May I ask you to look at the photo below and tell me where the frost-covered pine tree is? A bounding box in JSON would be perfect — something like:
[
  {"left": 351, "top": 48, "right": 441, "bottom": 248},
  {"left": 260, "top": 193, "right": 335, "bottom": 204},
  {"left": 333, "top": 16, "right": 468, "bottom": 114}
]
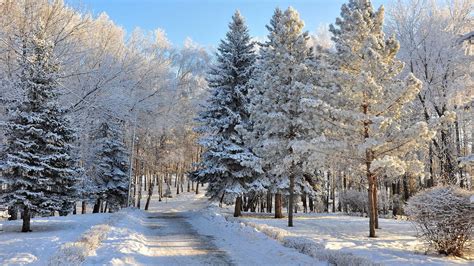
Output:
[
  {"left": 249, "top": 7, "right": 315, "bottom": 226},
  {"left": 311, "top": 0, "right": 433, "bottom": 237},
  {"left": 0, "top": 26, "right": 80, "bottom": 232},
  {"left": 90, "top": 121, "right": 129, "bottom": 213},
  {"left": 190, "top": 11, "right": 261, "bottom": 217}
]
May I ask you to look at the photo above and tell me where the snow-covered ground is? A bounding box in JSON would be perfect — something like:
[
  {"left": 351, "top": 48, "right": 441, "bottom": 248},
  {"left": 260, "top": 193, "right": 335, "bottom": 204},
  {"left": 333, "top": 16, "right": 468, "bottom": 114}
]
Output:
[
  {"left": 0, "top": 212, "right": 112, "bottom": 265},
  {"left": 85, "top": 192, "right": 322, "bottom": 265},
  {"left": 219, "top": 210, "right": 473, "bottom": 265},
  {"left": 1, "top": 190, "right": 472, "bottom": 265}
]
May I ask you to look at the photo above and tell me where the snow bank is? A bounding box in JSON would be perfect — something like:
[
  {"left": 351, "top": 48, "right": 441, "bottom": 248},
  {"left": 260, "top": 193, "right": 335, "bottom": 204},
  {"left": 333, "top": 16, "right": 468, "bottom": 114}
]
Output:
[
  {"left": 48, "top": 224, "right": 112, "bottom": 266},
  {"left": 48, "top": 210, "right": 134, "bottom": 265},
  {"left": 0, "top": 212, "right": 111, "bottom": 264},
  {"left": 229, "top": 217, "right": 377, "bottom": 266},
  {"left": 191, "top": 203, "right": 323, "bottom": 265}
]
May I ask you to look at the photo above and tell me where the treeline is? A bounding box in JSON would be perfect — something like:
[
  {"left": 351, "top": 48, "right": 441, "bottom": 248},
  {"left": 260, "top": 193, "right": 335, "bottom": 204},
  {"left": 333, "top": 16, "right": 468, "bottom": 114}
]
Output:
[
  {"left": 191, "top": 0, "right": 473, "bottom": 237},
  {"left": 0, "top": 0, "right": 208, "bottom": 231}
]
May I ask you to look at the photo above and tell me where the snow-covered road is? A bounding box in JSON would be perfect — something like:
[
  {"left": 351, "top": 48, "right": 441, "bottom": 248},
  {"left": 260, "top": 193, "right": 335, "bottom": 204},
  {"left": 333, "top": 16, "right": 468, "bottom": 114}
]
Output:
[
  {"left": 84, "top": 192, "right": 322, "bottom": 265},
  {"left": 139, "top": 211, "right": 232, "bottom": 265}
]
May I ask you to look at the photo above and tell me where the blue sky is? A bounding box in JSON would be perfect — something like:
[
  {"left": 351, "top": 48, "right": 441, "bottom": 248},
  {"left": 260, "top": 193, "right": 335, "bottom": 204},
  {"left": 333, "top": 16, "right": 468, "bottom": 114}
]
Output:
[{"left": 66, "top": 0, "right": 389, "bottom": 47}]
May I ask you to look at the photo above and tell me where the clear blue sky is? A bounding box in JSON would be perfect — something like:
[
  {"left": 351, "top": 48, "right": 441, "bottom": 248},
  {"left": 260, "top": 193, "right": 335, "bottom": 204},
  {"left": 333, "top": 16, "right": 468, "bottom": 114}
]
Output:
[{"left": 66, "top": 0, "right": 389, "bottom": 47}]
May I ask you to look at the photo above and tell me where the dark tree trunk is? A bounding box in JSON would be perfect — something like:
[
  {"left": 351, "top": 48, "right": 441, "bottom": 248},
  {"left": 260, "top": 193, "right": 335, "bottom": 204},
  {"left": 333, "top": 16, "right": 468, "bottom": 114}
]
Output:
[
  {"left": 309, "top": 196, "right": 314, "bottom": 212},
  {"left": 21, "top": 206, "right": 31, "bottom": 232},
  {"left": 137, "top": 175, "right": 142, "bottom": 209},
  {"left": 275, "top": 193, "right": 283, "bottom": 218},
  {"left": 302, "top": 193, "right": 307, "bottom": 213},
  {"left": 266, "top": 191, "right": 272, "bottom": 213},
  {"left": 219, "top": 192, "right": 225, "bottom": 207},
  {"left": 93, "top": 199, "right": 101, "bottom": 213},
  {"left": 367, "top": 153, "right": 376, "bottom": 238},
  {"left": 234, "top": 196, "right": 242, "bottom": 217},
  {"left": 403, "top": 175, "right": 409, "bottom": 201},
  {"left": 159, "top": 175, "right": 163, "bottom": 202},
  {"left": 374, "top": 181, "right": 379, "bottom": 229},
  {"left": 249, "top": 196, "right": 257, "bottom": 212},
  {"left": 428, "top": 144, "right": 435, "bottom": 187},
  {"left": 195, "top": 182, "right": 199, "bottom": 194},
  {"left": 145, "top": 176, "right": 155, "bottom": 211}
]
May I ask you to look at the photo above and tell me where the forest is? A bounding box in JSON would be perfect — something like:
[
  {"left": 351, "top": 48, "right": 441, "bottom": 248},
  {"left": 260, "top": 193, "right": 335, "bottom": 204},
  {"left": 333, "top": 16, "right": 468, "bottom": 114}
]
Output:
[{"left": 0, "top": 0, "right": 472, "bottom": 265}]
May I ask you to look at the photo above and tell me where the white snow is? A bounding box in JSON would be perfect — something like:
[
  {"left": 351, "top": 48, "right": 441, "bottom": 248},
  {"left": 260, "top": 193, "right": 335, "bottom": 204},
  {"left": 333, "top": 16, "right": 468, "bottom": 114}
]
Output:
[
  {"left": 0, "top": 212, "right": 112, "bottom": 265},
  {"left": 84, "top": 192, "right": 322, "bottom": 265},
  {"left": 222, "top": 211, "right": 473, "bottom": 265},
  {"left": 1, "top": 190, "right": 471, "bottom": 265}
]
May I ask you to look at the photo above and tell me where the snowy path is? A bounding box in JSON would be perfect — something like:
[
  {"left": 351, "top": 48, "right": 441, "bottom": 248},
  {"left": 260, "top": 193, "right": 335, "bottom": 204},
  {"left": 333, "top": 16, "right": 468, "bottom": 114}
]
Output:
[
  {"left": 85, "top": 192, "right": 322, "bottom": 265},
  {"left": 140, "top": 211, "right": 232, "bottom": 265}
]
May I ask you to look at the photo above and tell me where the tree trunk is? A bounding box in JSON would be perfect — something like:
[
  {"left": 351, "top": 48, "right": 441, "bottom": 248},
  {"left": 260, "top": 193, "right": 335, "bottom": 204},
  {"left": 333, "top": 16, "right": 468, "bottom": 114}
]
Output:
[
  {"left": 368, "top": 172, "right": 376, "bottom": 237},
  {"left": 219, "top": 192, "right": 225, "bottom": 207},
  {"left": 81, "top": 201, "right": 87, "bottom": 214},
  {"left": 137, "top": 175, "right": 142, "bottom": 209},
  {"left": 21, "top": 206, "right": 31, "bottom": 232},
  {"left": 374, "top": 181, "right": 379, "bottom": 229},
  {"left": 93, "top": 199, "right": 101, "bottom": 213},
  {"left": 428, "top": 144, "right": 435, "bottom": 187},
  {"left": 289, "top": 171, "right": 296, "bottom": 228},
  {"left": 309, "top": 196, "right": 314, "bottom": 212},
  {"left": 403, "top": 175, "right": 409, "bottom": 201},
  {"left": 274, "top": 193, "right": 283, "bottom": 218},
  {"left": 302, "top": 193, "right": 307, "bottom": 213},
  {"left": 195, "top": 182, "right": 199, "bottom": 194},
  {"left": 145, "top": 176, "right": 155, "bottom": 211},
  {"left": 266, "top": 191, "right": 272, "bottom": 213},
  {"left": 234, "top": 196, "right": 242, "bottom": 217},
  {"left": 326, "top": 171, "right": 330, "bottom": 212},
  {"left": 159, "top": 175, "right": 163, "bottom": 202}
]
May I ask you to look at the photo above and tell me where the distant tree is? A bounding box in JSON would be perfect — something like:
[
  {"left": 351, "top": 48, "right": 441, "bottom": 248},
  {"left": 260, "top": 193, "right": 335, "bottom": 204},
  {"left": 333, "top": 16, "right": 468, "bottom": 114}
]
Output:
[
  {"left": 387, "top": 0, "right": 473, "bottom": 187},
  {"left": 91, "top": 121, "right": 129, "bottom": 213}
]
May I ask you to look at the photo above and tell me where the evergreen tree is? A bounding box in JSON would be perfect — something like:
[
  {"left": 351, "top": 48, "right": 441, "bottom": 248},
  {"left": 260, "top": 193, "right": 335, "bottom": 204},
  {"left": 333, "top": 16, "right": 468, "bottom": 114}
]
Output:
[
  {"left": 312, "top": 0, "right": 433, "bottom": 237},
  {"left": 0, "top": 26, "right": 80, "bottom": 231},
  {"left": 191, "top": 11, "right": 261, "bottom": 217},
  {"left": 91, "top": 121, "right": 129, "bottom": 213},
  {"left": 249, "top": 7, "right": 316, "bottom": 226}
]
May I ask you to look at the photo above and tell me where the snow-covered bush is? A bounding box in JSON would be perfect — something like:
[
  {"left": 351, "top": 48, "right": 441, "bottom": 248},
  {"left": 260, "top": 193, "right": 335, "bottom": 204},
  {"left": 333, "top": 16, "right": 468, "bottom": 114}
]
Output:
[
  {"left": 340, "top": 189, "right": 367, "bottom": 214},
  {"left": 406, "top": 186, "right": 473, "bottom": 256}
]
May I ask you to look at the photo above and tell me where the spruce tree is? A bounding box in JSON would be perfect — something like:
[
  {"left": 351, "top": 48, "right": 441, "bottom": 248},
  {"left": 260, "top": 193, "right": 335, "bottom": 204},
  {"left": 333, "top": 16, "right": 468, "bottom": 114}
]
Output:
[
  {"left": 91, "top": 121, "right": 129, "bottom": 213},
  {"left": 191, "top": 11, "right": 261, "bottom": 216},
  {"left": 0, "top": 27, "right": 80, "bottom": 231},
  {"left": 249, "top": 7, "right": 316, "bottom": 226}
]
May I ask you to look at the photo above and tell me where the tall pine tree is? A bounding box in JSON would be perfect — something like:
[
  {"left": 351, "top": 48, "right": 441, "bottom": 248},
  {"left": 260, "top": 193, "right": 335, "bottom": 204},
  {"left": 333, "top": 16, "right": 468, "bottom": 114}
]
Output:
[
  {"left": 0, "top": 26, "right": 80, "bottom": 231},
  {"left": 191, "top": 11, "right": 261, "bottom": 217}
]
